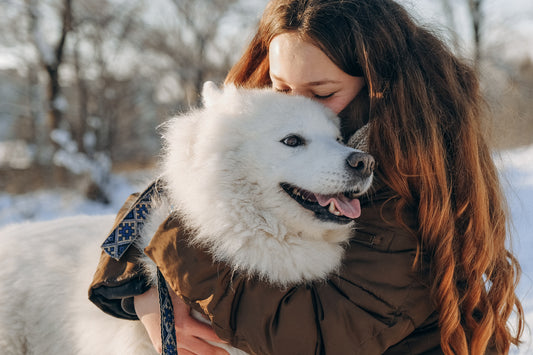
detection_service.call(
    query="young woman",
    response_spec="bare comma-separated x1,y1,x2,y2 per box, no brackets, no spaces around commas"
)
89,0,525,354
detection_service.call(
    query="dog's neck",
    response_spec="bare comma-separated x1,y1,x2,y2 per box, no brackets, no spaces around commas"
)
175,204,347,286
135,198,348,287
192,221,347,287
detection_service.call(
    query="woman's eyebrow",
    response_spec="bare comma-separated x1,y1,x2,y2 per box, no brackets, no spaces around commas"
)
270,73,340,86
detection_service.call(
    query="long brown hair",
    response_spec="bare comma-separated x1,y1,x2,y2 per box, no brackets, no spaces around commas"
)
225,0,525,353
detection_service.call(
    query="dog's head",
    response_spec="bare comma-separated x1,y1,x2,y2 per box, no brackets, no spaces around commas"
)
162,82,374,244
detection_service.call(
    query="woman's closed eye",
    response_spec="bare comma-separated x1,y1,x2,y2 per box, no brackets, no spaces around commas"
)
274,87,291,94
273,87,335,100
313,92,335,100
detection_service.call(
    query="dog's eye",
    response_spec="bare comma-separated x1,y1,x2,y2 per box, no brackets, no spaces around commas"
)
281,134,305,147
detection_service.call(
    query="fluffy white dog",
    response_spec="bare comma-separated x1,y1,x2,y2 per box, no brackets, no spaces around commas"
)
0,215,158,355
143,82,374,285
0,83,373,354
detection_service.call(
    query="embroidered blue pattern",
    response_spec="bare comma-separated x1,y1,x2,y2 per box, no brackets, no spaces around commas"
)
101,180,163,260
158,269,178,355
101,179,177,353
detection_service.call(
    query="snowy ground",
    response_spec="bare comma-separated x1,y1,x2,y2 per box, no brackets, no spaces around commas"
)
497,146,533,354
0,147,532,353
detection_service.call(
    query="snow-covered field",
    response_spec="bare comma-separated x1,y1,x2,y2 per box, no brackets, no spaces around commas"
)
497,146,533,354
0,147,532,353
0,169,154,225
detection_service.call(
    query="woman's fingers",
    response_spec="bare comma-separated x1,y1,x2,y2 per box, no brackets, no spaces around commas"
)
170,286,227,344
176,334,229,355
134,285,229,354
173,302,230,354
168,284,229,354
180,312,227,343
176,350,196,355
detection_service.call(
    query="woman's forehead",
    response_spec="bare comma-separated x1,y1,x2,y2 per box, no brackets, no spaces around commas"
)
268,33,347,86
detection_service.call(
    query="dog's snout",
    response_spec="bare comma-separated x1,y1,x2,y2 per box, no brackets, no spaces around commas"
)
346,151,375,177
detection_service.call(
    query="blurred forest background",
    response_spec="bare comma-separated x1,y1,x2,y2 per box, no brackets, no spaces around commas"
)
0,0,532,204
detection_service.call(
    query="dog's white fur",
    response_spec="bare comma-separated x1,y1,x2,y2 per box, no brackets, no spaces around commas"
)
142,83,373,287
0,216,158,355
0,83,372,354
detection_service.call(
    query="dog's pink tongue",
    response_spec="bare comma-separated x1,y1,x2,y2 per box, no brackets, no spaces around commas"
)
316,194,361,219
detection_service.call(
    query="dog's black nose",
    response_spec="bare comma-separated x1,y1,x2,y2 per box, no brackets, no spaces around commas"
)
346,151,375,178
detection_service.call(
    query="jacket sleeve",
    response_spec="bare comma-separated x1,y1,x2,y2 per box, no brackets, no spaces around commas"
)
88,193,152,320
145,186,437,355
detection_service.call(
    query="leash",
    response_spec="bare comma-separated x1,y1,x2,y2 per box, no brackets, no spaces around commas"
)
158,269,178,355
101,180,165,261
99,180,178,354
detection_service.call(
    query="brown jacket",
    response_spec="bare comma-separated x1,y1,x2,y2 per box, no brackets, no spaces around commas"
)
89,182,448,354
89,193,151,320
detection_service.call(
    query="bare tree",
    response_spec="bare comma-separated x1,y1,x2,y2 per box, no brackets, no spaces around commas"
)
72,35,88,154
468,0,483,68
70,0,146,156
0,0,258,198
140,0,255,105
439,0,461,53
27,0,73,134
438,0,484,68
0,1,46,157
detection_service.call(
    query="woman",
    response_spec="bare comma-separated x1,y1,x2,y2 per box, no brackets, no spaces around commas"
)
89,0,525,354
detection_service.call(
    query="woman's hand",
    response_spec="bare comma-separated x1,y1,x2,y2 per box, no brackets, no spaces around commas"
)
134,287,229,355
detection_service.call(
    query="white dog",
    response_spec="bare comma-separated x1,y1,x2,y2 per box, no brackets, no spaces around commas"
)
0,215,159,355
0,83,373,354
141,82,374,285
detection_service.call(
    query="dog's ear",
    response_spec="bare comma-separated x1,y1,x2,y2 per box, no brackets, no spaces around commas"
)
202,81,223,108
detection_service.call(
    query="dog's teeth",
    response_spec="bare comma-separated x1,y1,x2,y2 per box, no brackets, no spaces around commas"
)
328,202,341,216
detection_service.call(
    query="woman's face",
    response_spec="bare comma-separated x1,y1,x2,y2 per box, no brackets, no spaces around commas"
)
269,32,365,114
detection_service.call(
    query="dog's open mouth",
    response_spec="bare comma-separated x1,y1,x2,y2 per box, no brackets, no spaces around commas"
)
280,183,362,224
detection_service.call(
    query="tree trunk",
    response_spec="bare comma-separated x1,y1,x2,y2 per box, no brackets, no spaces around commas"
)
28,0,72,138
468,0,483,68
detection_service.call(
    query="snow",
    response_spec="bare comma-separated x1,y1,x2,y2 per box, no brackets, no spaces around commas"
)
50,128,112,187
51,129,77,153
0,147,531,352
52,94,69,112
497,147,533,355
0,140,34,169
29,3,56,67
0,172,153,226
